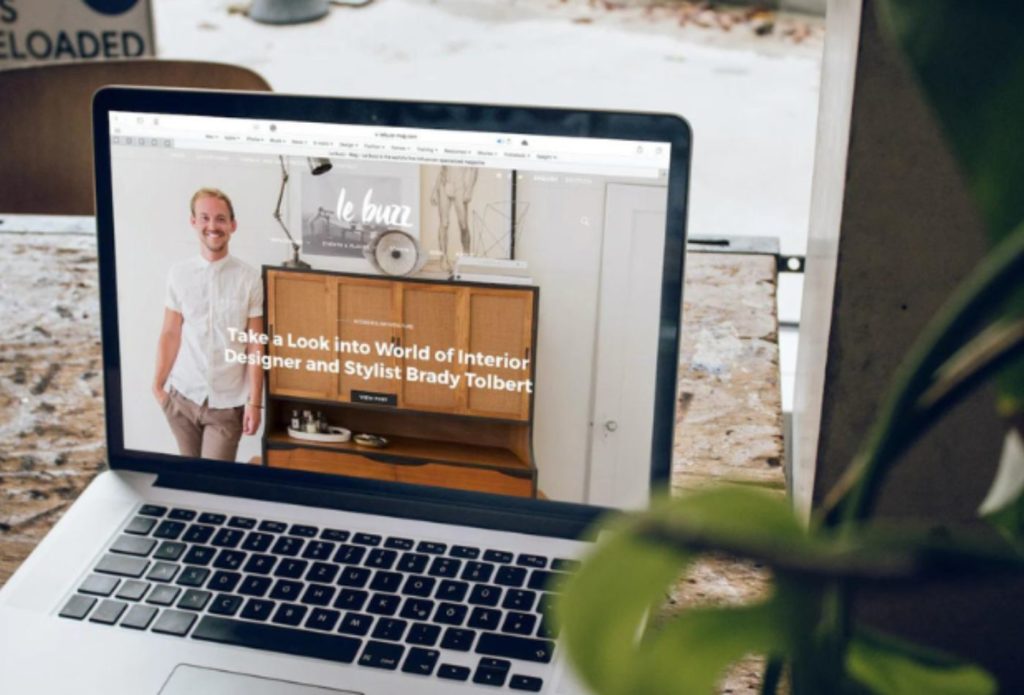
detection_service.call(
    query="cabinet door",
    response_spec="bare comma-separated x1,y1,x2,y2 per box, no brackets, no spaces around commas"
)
336,278,400,404
400,284,466,413
464,289,535,421
266,270,336,400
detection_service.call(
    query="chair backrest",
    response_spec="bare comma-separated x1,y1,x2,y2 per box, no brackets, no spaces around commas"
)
0,60,272,215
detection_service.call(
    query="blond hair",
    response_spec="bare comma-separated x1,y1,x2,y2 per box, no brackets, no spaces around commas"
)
190,188,236,220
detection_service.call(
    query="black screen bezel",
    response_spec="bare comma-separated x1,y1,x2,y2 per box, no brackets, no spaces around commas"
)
93,87,691,540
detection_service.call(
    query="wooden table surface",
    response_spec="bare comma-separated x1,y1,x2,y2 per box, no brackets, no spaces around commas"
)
0,222,783,692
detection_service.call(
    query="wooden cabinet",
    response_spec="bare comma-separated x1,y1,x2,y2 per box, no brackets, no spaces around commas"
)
263,267,539,498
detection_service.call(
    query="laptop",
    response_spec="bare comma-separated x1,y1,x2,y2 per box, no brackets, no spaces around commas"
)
0,88,690,694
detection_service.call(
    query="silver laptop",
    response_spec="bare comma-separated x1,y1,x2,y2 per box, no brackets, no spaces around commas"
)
0,88,690,694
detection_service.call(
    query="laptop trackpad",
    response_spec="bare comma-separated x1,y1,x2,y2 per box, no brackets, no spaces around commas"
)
160,665,362,695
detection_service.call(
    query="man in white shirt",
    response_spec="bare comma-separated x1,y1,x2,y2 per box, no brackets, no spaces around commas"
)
152,188,264,461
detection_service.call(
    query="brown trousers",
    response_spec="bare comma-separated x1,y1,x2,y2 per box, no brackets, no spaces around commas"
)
161,388,243,462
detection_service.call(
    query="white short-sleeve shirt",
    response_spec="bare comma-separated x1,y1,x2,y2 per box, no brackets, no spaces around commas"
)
165,255,263,408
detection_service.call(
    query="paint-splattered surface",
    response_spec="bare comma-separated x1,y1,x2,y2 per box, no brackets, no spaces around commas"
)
0,230,782,692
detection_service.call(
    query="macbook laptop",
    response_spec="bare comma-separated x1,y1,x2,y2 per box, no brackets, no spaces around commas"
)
0,87,690,694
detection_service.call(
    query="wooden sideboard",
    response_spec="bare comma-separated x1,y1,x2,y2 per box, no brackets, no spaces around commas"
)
262,267,539,497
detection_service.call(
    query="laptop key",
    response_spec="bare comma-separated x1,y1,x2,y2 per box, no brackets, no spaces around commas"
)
269,580,303,602
212,550,246,571
334,589,368,612
301,541,335,561
154,541,186,562
197,512,226,525
401,647,439,676
483,550,513,564
147,562,180,583
510,675,544,692
473,658,511,687
321,528,349,542
272,603,307,627
176,567,210,587
146,585,180,606
209,594,243,616
120,604,158,630
405,623,440,646
495,566,527,588
59,594,96,620
182,524,215,544
338,612,373,636
528,570,568,593
79,574,119,597
259,520,287,533
192,616,360,663
551,558,580,572
366,549,397,570
168,508,196,522
416,541,446,555
334,544,366,565
211,529,244,549
353,533,381,547
438,664,471,681
468,607,501,631
476,633,554,663
182,545,216,566
124,516,157,535
238,576,272,597
371,617,407,641
306,608,340,631
462,561,494,583
89,599,127,625
370,571,402,594
384,537,413,550
306,562,339,584
274,558,308,579
116,580,150,602
401,575,435,598
240,598,275,622
243,553,276,575
178,589,212,611
450,545,480,559
441,627,476,651
428,557,461,578
397,552,428,574
502,612,537,636
367,594,400,616
338,567,370,588
110,535,156,557
301,583,335,607
242,532,274,552
516,554,547,569
272,536,304,557
503,589,536,612
434,602,467,626
208,571,241,593
152,609,196,636
400,598,434,622
138,504,167,517
436,580,469,603
95,554,149,578
227,516,256,530
152,521,185,540
358,640,403,670
468,584,502,607
289,524,318,538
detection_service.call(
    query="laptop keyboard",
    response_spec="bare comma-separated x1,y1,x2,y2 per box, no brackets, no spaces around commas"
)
58,505,579,691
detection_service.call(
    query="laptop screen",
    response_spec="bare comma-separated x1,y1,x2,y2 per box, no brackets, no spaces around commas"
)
107,108,677,511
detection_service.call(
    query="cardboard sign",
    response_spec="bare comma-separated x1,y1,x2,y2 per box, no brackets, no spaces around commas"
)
0,0,153,69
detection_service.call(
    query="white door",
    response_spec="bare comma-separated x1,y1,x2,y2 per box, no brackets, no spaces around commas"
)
587,184,668,508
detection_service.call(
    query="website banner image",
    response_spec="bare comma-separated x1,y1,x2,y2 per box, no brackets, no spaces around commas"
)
111,115,670,509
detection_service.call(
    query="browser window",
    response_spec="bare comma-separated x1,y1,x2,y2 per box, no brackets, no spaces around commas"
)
109,111,672,509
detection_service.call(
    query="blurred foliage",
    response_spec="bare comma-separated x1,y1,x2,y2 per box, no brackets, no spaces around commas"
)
558,3,1024,694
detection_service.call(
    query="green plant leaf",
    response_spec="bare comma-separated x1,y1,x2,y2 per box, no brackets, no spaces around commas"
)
847,627,996,695
980,428,1024,543
558,488,806,695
